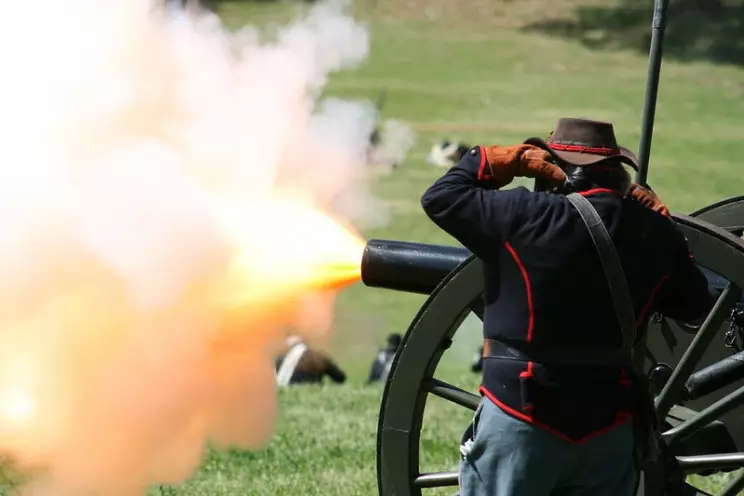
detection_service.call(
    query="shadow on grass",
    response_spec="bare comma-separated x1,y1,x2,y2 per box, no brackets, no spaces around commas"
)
522,0,744,67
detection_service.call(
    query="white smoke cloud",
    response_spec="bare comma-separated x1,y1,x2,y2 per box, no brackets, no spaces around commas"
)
370,118,418,171
0,0,412,494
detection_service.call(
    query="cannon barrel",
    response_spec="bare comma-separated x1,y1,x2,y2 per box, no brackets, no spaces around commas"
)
360,239,470,295
685,350,744,401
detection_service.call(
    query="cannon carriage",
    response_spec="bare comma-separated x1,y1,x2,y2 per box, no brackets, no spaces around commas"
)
360,0,744,494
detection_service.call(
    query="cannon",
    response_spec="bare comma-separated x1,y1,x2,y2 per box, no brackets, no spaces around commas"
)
362,0,744,494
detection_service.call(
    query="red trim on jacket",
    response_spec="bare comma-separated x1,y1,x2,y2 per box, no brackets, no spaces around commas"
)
578,188,624,197
519,361,535,415
479,386,633,444
637,274,670,326
476,146,491,181
504,242,535,343
519,361,534,379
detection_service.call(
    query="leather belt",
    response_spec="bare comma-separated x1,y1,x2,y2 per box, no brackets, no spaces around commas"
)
483,338,631,367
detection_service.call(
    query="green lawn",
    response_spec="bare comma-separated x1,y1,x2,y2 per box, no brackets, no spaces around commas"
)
166,0,744,494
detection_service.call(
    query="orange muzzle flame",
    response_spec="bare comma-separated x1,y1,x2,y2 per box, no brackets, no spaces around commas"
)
0,199,365,494
217,198,365,307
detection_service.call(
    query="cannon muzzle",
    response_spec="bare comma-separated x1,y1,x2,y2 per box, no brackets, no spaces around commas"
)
361,239,470,295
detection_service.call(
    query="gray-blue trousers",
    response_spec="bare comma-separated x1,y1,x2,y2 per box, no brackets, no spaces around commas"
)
459,398,636,496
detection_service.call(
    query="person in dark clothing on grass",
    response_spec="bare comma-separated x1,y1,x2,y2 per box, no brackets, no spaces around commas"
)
367,333,402,384
420,117,714,496
275,336,346,387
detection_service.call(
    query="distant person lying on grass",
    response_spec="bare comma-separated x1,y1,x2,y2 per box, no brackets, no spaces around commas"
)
275,336,346,387
367,333,402,384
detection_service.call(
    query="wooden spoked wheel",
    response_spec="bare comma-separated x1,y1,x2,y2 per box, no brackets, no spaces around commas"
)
376,213,744,496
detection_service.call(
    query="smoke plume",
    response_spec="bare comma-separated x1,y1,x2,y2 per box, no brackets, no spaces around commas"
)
368,119,418,171
0,0,405,494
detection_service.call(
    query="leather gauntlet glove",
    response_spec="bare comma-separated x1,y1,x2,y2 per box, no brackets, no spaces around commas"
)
628,183,670,217
482,144,566,189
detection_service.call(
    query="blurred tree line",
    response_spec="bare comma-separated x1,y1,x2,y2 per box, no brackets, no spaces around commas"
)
523,0,744,66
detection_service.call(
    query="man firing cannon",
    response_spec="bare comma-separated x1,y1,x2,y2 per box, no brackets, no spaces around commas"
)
420,117,715,496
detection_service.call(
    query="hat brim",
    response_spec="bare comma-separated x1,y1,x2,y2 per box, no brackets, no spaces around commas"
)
524,137,640,171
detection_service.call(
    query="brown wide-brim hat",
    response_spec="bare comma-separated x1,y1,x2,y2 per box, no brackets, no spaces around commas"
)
524,117,640,171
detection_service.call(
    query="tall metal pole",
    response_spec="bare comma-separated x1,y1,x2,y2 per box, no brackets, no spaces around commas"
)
631,0,671,384
635,0,670,186
633,6,672,494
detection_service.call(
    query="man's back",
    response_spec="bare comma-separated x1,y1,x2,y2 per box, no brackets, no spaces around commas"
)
483,187,711,351
473,187,711,440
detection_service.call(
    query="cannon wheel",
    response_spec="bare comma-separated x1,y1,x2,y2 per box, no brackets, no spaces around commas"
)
691,196,744,237
377,214,744,496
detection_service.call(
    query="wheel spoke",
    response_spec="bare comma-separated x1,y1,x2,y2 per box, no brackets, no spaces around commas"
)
663,384,744,448
655,283,741,419
426,378,480,411
720,470,744,496
412,471,459,488
676,453,744,473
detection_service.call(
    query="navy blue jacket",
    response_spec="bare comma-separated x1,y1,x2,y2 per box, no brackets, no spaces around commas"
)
421,146,714,443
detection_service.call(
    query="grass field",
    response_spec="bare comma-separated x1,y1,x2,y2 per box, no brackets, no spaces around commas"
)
153,0,744,494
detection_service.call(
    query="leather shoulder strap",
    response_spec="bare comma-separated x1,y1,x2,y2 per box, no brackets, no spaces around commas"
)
567,193,637,349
